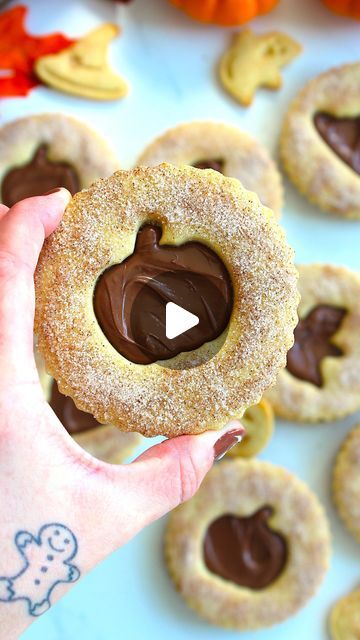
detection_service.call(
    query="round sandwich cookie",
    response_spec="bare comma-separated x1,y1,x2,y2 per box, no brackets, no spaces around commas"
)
280,63,360,219
137,121,283,216
329,586,360,640
0,113,119,207
266,264,360,423
333,423,360,544
36,354,140,464
165,458,331,631
34,163,298,437
226,398,274,458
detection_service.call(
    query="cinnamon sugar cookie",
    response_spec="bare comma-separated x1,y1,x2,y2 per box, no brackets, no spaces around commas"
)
226,399,274,458
0,114,119,207
333,423,360,543
329,586,360,640
36,353,140,464
34,164,298,437
281,63,360,219
165,459,330,630
137,122,283,216
266,264,360,423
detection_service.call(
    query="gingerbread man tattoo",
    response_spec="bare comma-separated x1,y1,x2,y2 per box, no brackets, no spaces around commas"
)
0,523,80,616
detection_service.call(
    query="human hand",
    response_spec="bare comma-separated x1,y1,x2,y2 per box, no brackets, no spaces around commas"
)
0,190,243,637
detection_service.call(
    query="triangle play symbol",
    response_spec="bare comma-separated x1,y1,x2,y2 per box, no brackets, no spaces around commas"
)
165,302,199,340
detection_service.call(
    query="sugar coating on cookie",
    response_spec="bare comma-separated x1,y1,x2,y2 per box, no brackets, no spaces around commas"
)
35,164,298,437
0,114,120,206
281,62,360,219
266,263,360,423
333,423,360,543
165,459,330,630
137,121,283,216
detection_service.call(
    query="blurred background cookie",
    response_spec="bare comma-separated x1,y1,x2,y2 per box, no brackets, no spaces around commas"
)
329,586,360,640
0,113,120,207
266,264,360,422
333,423,360,543
36,352,141,464
281,63,360,219
226,398,274,458
137,121,283,216
35,24,128,101
219,30,301,107
165,458,330,630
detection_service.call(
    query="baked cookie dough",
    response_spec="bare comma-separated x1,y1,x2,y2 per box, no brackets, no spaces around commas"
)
34,164,298,437
333,423,360,543
35,24,128,101
266,264,360,423
219,30,301,107
226,398,274,458
0,113,119,207
137,122,283,216
280,63,360,219
329,586,360,640
36,353,140,464
165,459,330,630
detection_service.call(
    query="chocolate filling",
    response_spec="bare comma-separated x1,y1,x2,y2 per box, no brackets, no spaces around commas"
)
49,380,100,435
2,144,80,207
192,159,224,173
93,224,233,365
314,112,360,175
286,304,346,387
204,507,287,590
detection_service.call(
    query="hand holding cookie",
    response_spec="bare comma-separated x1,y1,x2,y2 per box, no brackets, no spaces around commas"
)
0,191,243,637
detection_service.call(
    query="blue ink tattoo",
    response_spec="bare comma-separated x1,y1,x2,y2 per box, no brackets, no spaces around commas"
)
0,523,80,616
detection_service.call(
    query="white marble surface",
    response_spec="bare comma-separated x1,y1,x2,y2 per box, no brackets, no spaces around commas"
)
3,0,359,638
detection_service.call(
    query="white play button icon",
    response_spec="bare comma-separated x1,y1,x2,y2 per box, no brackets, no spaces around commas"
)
165,302,199,340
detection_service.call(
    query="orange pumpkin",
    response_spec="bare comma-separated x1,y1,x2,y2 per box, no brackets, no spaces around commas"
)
322,0,360,19
170,0,279,26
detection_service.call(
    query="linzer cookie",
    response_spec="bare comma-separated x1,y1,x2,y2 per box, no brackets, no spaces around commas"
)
165,459,330,630
226,399,274,458
281,63,360,218
137,122,283,216
266,264,360,423
36,354,140,464
329,587,360,640
34,164,298,437
333,423,360,543
0,114,119,207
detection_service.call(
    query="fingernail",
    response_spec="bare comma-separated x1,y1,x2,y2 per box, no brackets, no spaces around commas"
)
43,188,63,195
214,426,245,461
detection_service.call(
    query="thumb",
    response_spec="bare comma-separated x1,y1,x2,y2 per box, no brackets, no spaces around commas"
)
0,189,71,386
97,421,244,546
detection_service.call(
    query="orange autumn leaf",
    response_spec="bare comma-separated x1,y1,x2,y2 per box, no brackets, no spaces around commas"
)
0,5,75,97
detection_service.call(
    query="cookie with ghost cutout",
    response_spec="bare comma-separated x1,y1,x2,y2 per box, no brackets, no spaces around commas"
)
137,122,283,217
281,62,360,218
333,423,360,544
165,458,330,631
36,352,140,464
266,264,360,422
0,113,119,207
0,524,79,616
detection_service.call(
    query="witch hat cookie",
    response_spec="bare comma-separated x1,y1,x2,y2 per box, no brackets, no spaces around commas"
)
35,24,128,101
